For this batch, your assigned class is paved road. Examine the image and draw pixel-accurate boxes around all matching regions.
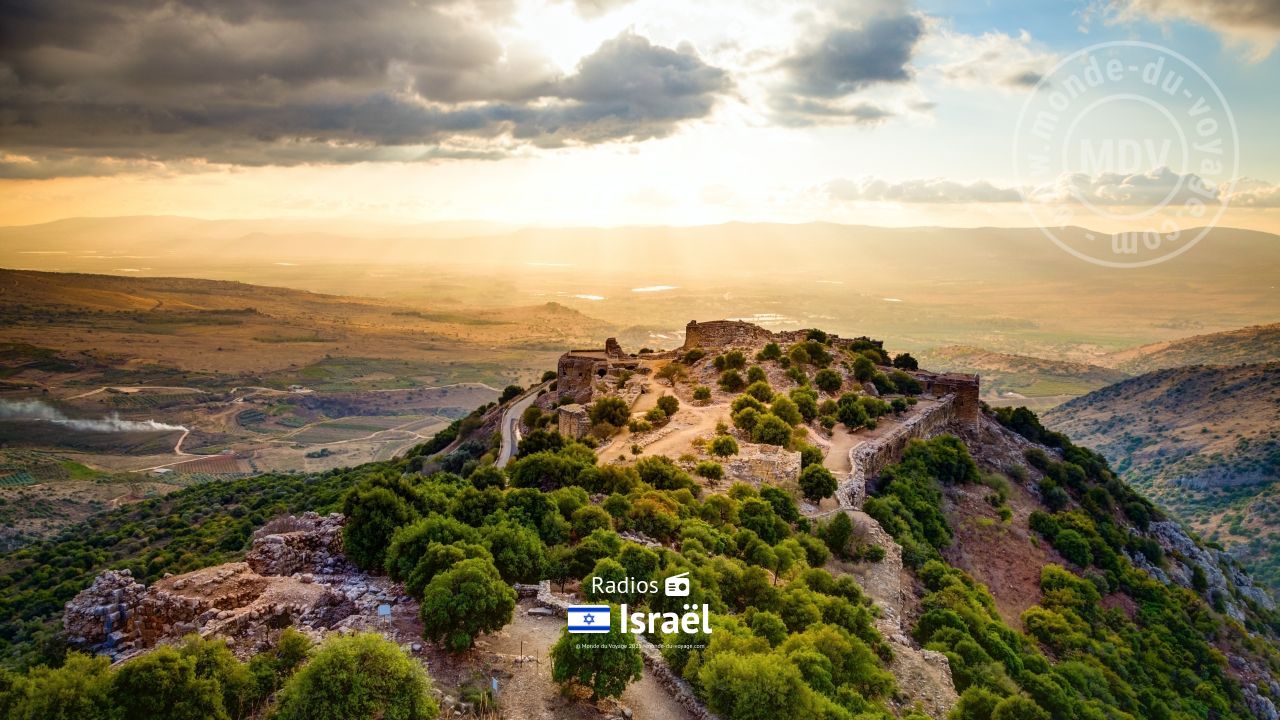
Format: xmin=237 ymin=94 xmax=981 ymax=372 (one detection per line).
xmin=496 ymin=382 xmax=550 ymax=468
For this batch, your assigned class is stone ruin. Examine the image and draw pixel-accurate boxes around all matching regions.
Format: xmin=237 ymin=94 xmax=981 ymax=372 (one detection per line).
xmin=64 ymin=512 xmax=410 ymax=659
xmin=556 ymin=337 xmax=643 ymax=404
xmin=556 ymin=403 xmax=591 ymax=440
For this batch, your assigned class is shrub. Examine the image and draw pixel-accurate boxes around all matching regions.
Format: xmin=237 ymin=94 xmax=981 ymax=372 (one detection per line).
xmin=814 ymin=369 xmax=843 ymax=393
xmin=343 ymin=486 xmax=418 ymax=573
xmin=799 ymin=464 xmax=838 ymax=502
xmin=483 ymin=522 xmax=547 ymax=583
xmin=272 ymin=633 xmax=439 ymax=720
xmin=695 ymin=461 xmax=724 ymax=481
xmin=589 ymin=397 xmax=631 ymax=427
xmin=644 ymin=407 xmax=668 ymax=425
xmin=746 ymin=366 xmax=767 ymax=384
xmin=499 ymin=385 xmax=524 ymax=404
xmin=693 ymin=385 xmax=711 ymax=401
xmin=635 ymin=455 xmax=696 ymax=491
xmin=892 ymin=353 xmax=919 ymax=370
xmin=1052 ymin=529 xmax=1092 ymax=567
xmin=745 ymin=381 xmax=775 ymax=402
xmin=718 ymin=370 xmax=746 ymax=392
xmin=710 ymin=435 xmax=739 ymax=457
xmin=656 ymin=395 xmax=680 ymax=416
xmin=405 ymin=542 xmax=493 ymax=599
xmin=758 ymin=342 xmax=783 ymax=361
xmin=751 ymin=413 xmax=792 ymax=446
xmin=419 ymin=558 xmax=516 ymax=651
xmin=770 ymin=395 xmax=803 ymax=426
xmin=551 ymin=608 xmax=643 ymax=701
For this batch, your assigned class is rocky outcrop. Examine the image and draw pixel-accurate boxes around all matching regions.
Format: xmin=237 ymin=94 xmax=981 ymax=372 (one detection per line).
xmin=64 ymin=512 xmax=410 ymax=660
xmin=63 ymin=569 xmax=147 ymax=648
xmin=245 ymin=512 xmax=346 ymax=576
xmin=1143 ymin=520 xmax=1276 ymax=622
xmin=721 ymin=442 xmax=801 ymax=493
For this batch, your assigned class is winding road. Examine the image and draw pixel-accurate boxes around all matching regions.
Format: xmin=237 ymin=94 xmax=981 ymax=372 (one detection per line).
xmin=496 ymin=382 xmax=550 ymax=468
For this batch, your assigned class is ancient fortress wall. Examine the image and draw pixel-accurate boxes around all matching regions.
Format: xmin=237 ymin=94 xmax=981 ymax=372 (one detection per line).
xmin=681 ymin=320 xmax=777 ymax=350
xmin=836 ymin=395 xmax=958 ymax=508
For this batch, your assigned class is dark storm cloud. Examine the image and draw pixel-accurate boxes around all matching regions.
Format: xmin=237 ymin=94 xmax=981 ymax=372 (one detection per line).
xmin=772 ymin=11 xmax=923 ymax=124
xmin=0 ymin=1 xmax=730 ymax=177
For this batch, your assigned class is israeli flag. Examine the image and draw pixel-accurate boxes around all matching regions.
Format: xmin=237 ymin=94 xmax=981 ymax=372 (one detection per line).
xmin=566 ymin=605 xmax=611 ymax=633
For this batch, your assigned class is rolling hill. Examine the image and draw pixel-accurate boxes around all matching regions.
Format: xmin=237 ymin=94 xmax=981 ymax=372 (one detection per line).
xmin=1045 ymin=362 xmax=1280 ymax=591
xmin=1102 ymin=322 xmax=1280 ymax=374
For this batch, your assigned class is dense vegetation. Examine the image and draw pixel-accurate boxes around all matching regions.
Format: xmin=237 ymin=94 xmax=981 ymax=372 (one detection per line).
xmin=0 ymin=630 xmax=436 ymax=720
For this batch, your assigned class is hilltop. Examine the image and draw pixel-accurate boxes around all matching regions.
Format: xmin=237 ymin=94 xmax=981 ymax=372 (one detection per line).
xmin=1102 ymin=322 xmax=1280 ymax=374
xmin=917 ymin=345 xmax=1130 ymax=410
xmin=2 ymin=319 xmax=1279 ymax=720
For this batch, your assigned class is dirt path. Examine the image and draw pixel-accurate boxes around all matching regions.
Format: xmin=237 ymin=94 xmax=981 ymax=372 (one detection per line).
xmin=810 ymin=403 xmax=960 ymax=719
xmin=477 ymin=601 xmax=698 ymax=720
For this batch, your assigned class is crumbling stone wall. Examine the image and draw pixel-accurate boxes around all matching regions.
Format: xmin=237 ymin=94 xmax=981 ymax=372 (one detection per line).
xmin=722 ymin=443 xmax=802 ymax=494
xmin=836 ymin=396 xmax=958 ymax=508
xmin=63 ymin=570 xmax=147 ymax=648
xmin=915 ymin=372 xmax=980 ymax=427
xmin=682 ymin=320 xmax=776 ymax=350
xmin=556 ymin=404 xmax=591 ymax=440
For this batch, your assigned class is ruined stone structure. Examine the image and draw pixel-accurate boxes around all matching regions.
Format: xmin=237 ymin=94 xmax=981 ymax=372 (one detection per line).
xmin=681 ymin=320 xmax=778 ymax=350
xmin=914 ymin=371 xmax=980 ymax=426
xmin=556 ymin=403 xmax=591 ymax=440
xmin=65 ymin=512 xmax=408 ymax=659
xmin=722 ymin=443 xmax=802 ymax=494
xmin=556 ymin=337 xmax=640 ymax=403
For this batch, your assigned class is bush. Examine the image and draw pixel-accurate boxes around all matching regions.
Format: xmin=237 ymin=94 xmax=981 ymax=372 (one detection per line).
xmin=695 ymin=461 xmax=724 ymax=481
xmin=1052 ymin=529 xmax=1092 ymax=567
xmin=589 ymin=397 xmax=631 ymax=427
xmin=657 ymin=395 xmax=680 ymax=416
xmin=710 ymin=435 xmax=739 ymax=457
xmin=693 ymin=385 xmax=711 ymax=401
xmin=635 ymin=455 xmax=696 ymax=491
xmin=770 ymin=395 xmax=803 ymax=426
xmin=758 ymin=342 xmax=783 ymax=361
xmin=718 ymin=370 xmax=746 ymax=392
xmin=551 ymin=608 xmax=643 ymax=700
xmin=343 ymin=486 xmax=418 ymax=573
xmin=405 ymin=542 xmax=492 ymax=599
xmin=644 ymin=407 xmax=668 ymax=425
xmin=745 ymin=381 xmax=775 ymax=402
xmin=500 ymin=385 xmax=524 ymax=403
xmin=419 ymin=558 xmax=516 ymax=651
xmin=272 ymin=633 xmax=439 ymax=720
xmin=814 ymin=369 xmax=843 ymax=394
xmin=483 ymin=521 xmax=547 ymax=583
xmin=799 ymin=465 xmax=838 ymax=502
xmin=746 ymin=366 xmax=767 ymax=384
xmin=892 ymin=353 xmax=919 ymax=370
xmin=751 ymin=413 xmax=793 ymax=446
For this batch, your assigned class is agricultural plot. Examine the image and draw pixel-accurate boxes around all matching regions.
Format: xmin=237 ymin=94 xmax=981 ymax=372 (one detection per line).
xmin=290 ymin=415 xmax=428 ymax=444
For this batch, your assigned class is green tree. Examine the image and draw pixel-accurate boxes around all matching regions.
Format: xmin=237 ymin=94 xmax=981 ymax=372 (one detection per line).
xmin=745 ymin=380 xmax=775 ymax=402
xmin=821 ymin=512 xmax=854 ymax=557
xmin=853 ymin=356 xmax=876 ymax=382
xmin=814 ymin=369 xmax=843 ymax=394
xmin=113 ymin=644 xmax=229 ymax=720
xmin=343 ymin=486 xmax=418 ymax=573
xmin=571 ymin=504 xmax=613 ymax=538
xmin=419 ymin=558 xmax=516 ymax=651
xmin=1052 ymin=529 xmax=1093 ymax=567
xmin=711 ymin=435 xmax=739 ymax=457
xmin=405 ymin=542 xmax=493 ymax=599
xmin=385 ymin=514 xmax=480 ymax=581
xmin=500 ymin=385 xmax=524 ymax=403
xmin=483 ymin=521 xmax=548 ymax=583
xmin=992 ymin=695 xmax=1051 ymax=720
xmin=589 ymin=397 xmax=631 ymax=427
xmin=758 ymin=342 xmax=782 ymax=361
xmin=699 ymin=652 xmax=816 ymax=720
xmin=550 ymin=607 xmax=643 ymax=701
xmin=799 ymin=464 xmax=838 ymax=502
xmin=718 ymin=370 xmax=746 ymax=392
xmin=7 ymin=652 xmax=115 ymax=720
xmin=746 ymin=365 xmax=768 ymax=384
xmin=272 ymin=633 xmax=439 ymax=720
xmin=656 ymin=395 xmax=680 ymax=416
xmin=770 ymin=395 xmax=803 ymax=426
xmin=693 ymin=385 xmax=711 ymax=401
xmin=695 ymin=461 xmax=724 ymax=480
xmin=892 ymin=353 xmax=919 ymax=370
xmin=751 ymin=413 xmax=792 ymax=446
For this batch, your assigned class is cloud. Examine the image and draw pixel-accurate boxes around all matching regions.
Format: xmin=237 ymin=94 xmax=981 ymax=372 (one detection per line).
xmin=0 ymin=2 xmax=730 ymax=177
xmin=1221 ymin=177 xmax=1280 ymax=207
xmin=771 ymin=9 xmax=924 ymax=124
xmin=924 ymin=28 xmax=1058 ymax=89
xmin=1026 ymin=167 xmax=1222 ymax=206
xmin=826 ymin=177 xmax=1022 ymax=203
xmin=1102 ymin=0 xmax=1280 ymax=58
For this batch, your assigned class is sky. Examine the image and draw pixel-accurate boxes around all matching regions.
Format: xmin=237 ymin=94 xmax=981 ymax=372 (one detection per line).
xmin=2 ymin=0 xmax=1279 ymax=232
